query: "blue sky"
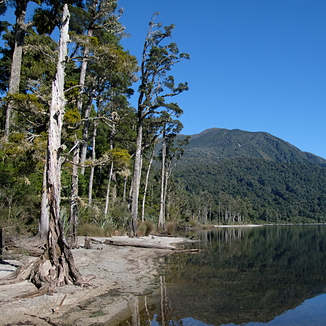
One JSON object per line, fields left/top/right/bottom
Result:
{"left": 2, "top": 0, "right": 326, "bottom": 158}
{"left": 118, "top": 0, "right": 326, "bottom": 158}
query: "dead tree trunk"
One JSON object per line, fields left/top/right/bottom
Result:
{"left": 79, "top": 30, "right": 93, "bottom": 175}
{"left": 38, "top": 160, "right": 49, "bottom": 241}
{"left": 38, "top": 4, "right": 83, "bottom": 290}
{"left": 88, "top": 119, "right": 98, "bottom": 205}
{"left": 158, "top": 136, "right": 166, "bottom": 230}
{"left": 104, "top": 161, "right": 114, "bottom": 215}
{"left": 141, "top": 149, "right": 154, "bottom": 222}
{"left": 70, "top": 138, "right": 80, "bottom": 248}
{"left": 0, "top": 5, "right": 87, "bottom": 295}
{"left": 130, "top": 123, "right": 143, "bottom": 237}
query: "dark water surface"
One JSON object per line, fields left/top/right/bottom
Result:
{"left": 118, "top": 225, "right": 326, "bottom": 325}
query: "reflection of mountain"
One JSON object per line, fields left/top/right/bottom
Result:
{"left": 162, "top": 226, "right": 326, "bottom": 325}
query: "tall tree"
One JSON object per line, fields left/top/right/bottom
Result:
{"left": 158, "top": 132, "right": 190, "bottom": 228}
{"left": 0, "top": 4, "right": 87, "bottom": 294}
{"left": 158, "top": 117, "right": 184, "bottom": 229}
{"left": 130, "top": 14, "right": 189, "bottom": 236}
{"left": 42, "top": 3, "right": 83, "bottom": 289}
{"left": 4, "top": 0, "right": 30, "bottom": 139}
{"left": 68, "top": 0, "right": 125, "bottom": 174}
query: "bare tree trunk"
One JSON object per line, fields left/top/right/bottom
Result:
{"left": 141, "top": 150, "right": 154, "bottom": 222}
{"left": 158, "top": 133, "right": 167, "bottom": 230}
{"left": 4, "top": 0, "right": 27, "bottom": 140}
{"left": 112, "top": 171, "right": 117, "bottom": 204}
{"left": 163, "top": 169, "right": 169, "bottom": 221}
{"left": 88, "top": 120, "right": 98, "bottom": 205}
{"left": 123, "top": 175, "right": 128, "bottom": 202}
{"left": 38, "top": 160, "right": 49, "bottom": 241}
{"left": 38, "top": 4, "right": 82, "bottom": 291}
{"left": 80, "top": 99, "right": 92, "bottom": 175}
{"left": 130, "top": 123, "right": 143, "bottom": 237}
{"left": 158, "top": 137, "right": 166, "bottom": 230}
{"left": 0, "top": 6, "right": 89, "bottom": 295}
{"left": 104, "top": 161, "right": 114, "bottom": 215}
{"left": 70, "top": 139, "right": 80, "bottom": 248}
{"left": 78, "top": 28, "right": 93, "bottom": 175}
{"left": 77, "top": 29, "right": 92, "bottom": 115}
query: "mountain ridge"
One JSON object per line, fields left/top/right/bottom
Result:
{"left": 178, "top": 127, "right": 326, "bottom": 166}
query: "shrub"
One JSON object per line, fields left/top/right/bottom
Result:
{"left": 166, "top": 221, "right": 175, "bottom": 235}
{"left": 138, "top": 221, "right": 155, "bottom": 236}
{"left": 78, "top": 223, "right": 113, "bottom": 237}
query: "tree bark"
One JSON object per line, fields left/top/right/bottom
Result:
{"left": 158, "top": 136, "right": 166, "bottom": 230}
{"left": 88, "top": 119, "right": 98, "bottom": 205}
{"left": 80, "top": 99, "right": 92, "bottom": 175}
{"left": 141, "top": 149, "right": 154, "bottom": 222}
{"left": 130, "top": 123, "right": 143, "bottom": 237}
{"left": 104, "top": 161, "right": 114, "bottom": 215}
{"left": 70, "top": 139, "right": 80, "bottom": 248}
{"left": 79, "top": 29, "right": 93, "bottom": 175}
{"left": 38, "top": 160, "right": 49, "bottom": 241}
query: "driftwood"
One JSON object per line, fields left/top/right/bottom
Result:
{"left": 89, "top": 238, "right": 201, "bottom": 252}
{"left": 104, "top": 239, "right": 176, "bottom": 250}
{"left": 174, "top": 248, "right": 203, "bottom": 253}
{"left": 89, "top": 238, "right": 177, "bottom": 250}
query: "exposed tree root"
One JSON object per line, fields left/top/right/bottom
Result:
{"left": 0, "top": 252, "right": 96, "bottom": 298}
{"left": 0, "top": 260, "right": 36, "bottom": 285}
{"left": 25, "top": 314, "right": 63, "bottom": 326}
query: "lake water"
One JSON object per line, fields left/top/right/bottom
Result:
{"left": 118, "top": 225, "right": 326, "bottom": 326}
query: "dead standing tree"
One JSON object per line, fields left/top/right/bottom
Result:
{"left": 0, "top": 4, "right": 90, "bottom": 295}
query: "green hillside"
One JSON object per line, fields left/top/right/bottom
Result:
{"left": 173, "top": 128, "right": 326, "bottom": 224}
{"left": 182, "top": 128, "right": 326, "bottom": 165}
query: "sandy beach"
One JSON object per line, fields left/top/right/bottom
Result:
{"left": 0, "top": 235, "right": 190, "bottom": 325}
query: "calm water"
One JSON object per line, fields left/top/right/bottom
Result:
{"left": 118, "top": 225, "right": 326, "bottom": 326}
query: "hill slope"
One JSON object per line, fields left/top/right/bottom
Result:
{"left": 182, "top": 128, "right": 326, "bottom": 165}
{"left": 172, "top": 128, "right": 326, "bottom": 224}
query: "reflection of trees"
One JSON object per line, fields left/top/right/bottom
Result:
{"left": 161, "top": 226, "right": 326, "bottom": 325}
{"left": 155, "top": 275, "right": 182, "bottom": 326}
{"left": 117, "top": 275, "right": 183, "bottom": 326}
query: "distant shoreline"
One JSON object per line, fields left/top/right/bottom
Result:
{"left": 212, "top": 223, "right": 326, "bottom": 228}
{"left": 213, "top": 224, "right": 263, "bottom": 228}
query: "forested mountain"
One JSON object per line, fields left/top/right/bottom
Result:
{"left": 172, "top": 128, "right": 326, "bottom": 224}
{"left": 181, "top": 128, "right": 326, "bottom": 165}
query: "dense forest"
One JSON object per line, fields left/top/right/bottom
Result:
{"left": 174, "top": 128, "right": 326, "bottom": 224}
{"left": 1, "top": 0, "right": 325, "bottom": 246}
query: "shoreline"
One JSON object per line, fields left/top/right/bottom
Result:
{"left": 0, "top": 235, "right": 191, "bottom": 325}
{"left": 213, "top": 224, "right": 263, "bottom": 228}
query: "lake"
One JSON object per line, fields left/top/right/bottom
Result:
{"left": 118, "top": 225, "right": 326, "bottom": 325}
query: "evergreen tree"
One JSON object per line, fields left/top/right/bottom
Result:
{"left": 130, "top": 13, "right": 189, "bottom": 236}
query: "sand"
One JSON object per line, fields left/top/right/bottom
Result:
{"left": 0, "top": 235, "right": 190, "bottom": 326}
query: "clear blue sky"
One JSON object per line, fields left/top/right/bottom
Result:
{"left": 2, "top": 0, "right": 326, "bottom": 158}
{"left": 118, "top": 0, "right": 326, "bottom": 158}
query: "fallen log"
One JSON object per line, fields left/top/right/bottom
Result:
{"left": 174, "top": 248, "right": 203, "bottom": 253}
{"left": 96, "top": 238, "right": 177, "bottom": 250}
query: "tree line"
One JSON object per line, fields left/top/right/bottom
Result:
{"left": 174, "top": 156, "right": 326, "bottom": 224}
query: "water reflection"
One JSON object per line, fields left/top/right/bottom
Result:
{"left": 119, "top": 225, "right": 326, "bottom": 326}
